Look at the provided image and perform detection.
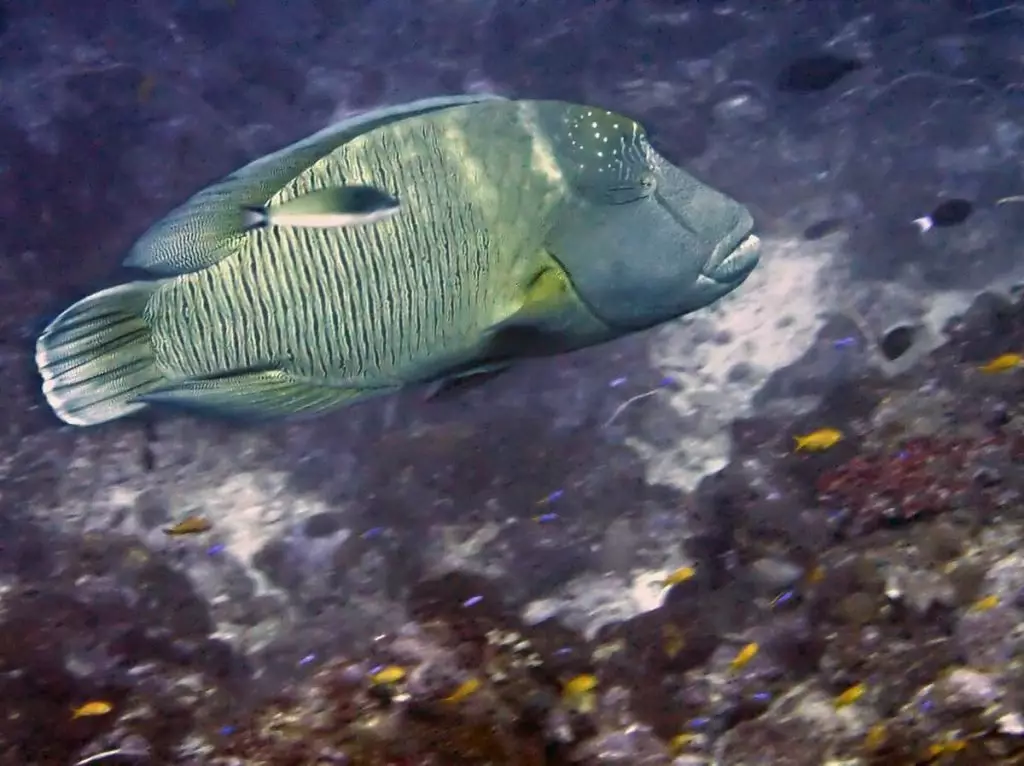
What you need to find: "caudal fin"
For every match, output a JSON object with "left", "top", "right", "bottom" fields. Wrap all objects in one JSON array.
[{"left": 35, "top": 281, "right": 167, "bottom": 426}]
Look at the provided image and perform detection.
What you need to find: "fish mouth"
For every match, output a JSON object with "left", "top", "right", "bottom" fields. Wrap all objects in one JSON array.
[{"left": 702, "top": 231, "right": 761, "bottom": 285}]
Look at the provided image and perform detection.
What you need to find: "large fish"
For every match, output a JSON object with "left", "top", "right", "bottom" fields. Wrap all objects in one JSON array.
[{"left": 35, "top": 94, "right": 760, "bottom": 426}]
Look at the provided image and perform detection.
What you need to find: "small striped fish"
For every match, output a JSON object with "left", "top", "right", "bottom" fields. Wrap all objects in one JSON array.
[{"left": 35, "top": 95, "right": 760, "bottom": 426}]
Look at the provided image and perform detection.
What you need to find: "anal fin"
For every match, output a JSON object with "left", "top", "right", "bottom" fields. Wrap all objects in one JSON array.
[{"left": 139, "top": 369, "right": 394, "bottom": 421}]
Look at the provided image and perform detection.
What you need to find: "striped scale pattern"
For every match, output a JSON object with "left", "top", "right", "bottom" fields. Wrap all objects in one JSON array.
[{"left": 145, "top": 101, "right": 568, "bottom": 389}]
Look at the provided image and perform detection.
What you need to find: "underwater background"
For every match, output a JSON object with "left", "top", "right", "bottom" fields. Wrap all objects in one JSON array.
[{"left": 5, "top": 0, "right": 1024, "bottom": 763}]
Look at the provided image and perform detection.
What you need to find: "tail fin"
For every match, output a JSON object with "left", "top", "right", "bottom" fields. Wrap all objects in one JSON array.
[{"left": 35, "top": 281, "right": 166, "bottom": 426}]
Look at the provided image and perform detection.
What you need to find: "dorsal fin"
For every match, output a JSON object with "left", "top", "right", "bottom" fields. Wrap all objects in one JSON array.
[{"left": 124, "top": 93, "right": 508, "bottom": 276}]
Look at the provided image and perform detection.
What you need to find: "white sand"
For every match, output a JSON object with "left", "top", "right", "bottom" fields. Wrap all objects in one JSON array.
[{"left": 630, "top": 236, "right": 836, "bottom": 492}]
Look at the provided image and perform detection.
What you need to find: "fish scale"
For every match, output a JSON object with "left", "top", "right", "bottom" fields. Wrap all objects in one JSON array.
[{"left": 158, "top": 117, "right": 523, "bottom": 384}]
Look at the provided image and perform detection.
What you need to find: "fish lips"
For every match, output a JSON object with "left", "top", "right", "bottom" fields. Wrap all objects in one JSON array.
[{"left": 700, "top": 229, "right": 761, "bottom": 287}]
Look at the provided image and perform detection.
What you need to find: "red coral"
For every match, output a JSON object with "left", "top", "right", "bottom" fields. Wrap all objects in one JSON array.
[{"left": 816, "top": 437, "right": 976, "bottom": 535}]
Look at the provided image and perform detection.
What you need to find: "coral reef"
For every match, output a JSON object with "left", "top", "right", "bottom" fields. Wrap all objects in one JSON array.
[{"left": 7, "top": 289, "right": 1024, "bottom": 764}]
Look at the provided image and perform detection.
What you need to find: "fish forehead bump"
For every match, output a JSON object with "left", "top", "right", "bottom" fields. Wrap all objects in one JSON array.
[{"left": 524, "top": 101, "right": 653, "bottom": 184}]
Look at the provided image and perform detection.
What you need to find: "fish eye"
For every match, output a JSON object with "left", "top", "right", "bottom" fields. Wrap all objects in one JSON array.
[{"left": 630, "top": 170, "right": 657, "bottom": 199}]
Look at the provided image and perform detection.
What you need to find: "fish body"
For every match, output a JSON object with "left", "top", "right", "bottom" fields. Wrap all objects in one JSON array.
[
  {"left": 163, "top": 516, "right": 212, "bottom": 535},
  {"left": 912, "top": 198, "right": 973, "bottom": 232},
  {"left": 562, "top": 673, "right": 597, "bottom": 697},
  {"left": 370, "top": 665, "right": 406, "bottom": 685},
  {"left": 36, "top": 95, "right": 760, "bottom": 426},
  {"left": 661, "top": 566, "right": 695, "bottom": 587},
  {"left": 776, "top": 54, "right": 862, "bottom": 93},
  {"left": 729, "top": 642, "right": 759, "bottom": 671},
  {"left": 979, "top": 353, "right": 1022, "bottom": 373},
  {"left": 834, "top": 682, "right": 865, "bottom": 708},
  {"left": 562, "top": 673, "right": 598, "bottom": 713},
  {"left": 793, "top": 428, "right": 842, "bottom": 452},
  {"left": 241, "top": 185, "right": 400, "bottom": 231},
  {"left": 72, "top": 700, "right": 113, "bottom": 719},
  {"left": 971, "top": 594, "right": 999, "bottom": 612},
  {"left": 802, "top": 217, "right": 844, "bottom": 240},
  {"left": 443, "top": 677, "right": 480, "bottom": 703}
]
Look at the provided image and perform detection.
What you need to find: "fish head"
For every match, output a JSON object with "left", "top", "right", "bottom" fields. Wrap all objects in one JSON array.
[{"left": 537, "top": 102, "right": 761, "bottom": 332}]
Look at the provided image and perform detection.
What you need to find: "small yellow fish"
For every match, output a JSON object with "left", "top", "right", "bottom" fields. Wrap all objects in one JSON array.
[
  {"left": 793, "top": 428, "right": 842, "bottom": 452},
  {"left": 808, "top": 565, "right": 826, "bottom": 584},
  {"left": 71, "top": 700, "right": 113, "bottom": 719},
  {"left": 662, "top": 623, "right": 686, "bottom": 659},
  {"left": 661, "top": 566, "right": 695, "bottom": 587},
  {"left": 971, "top": 594, "right": 999, "bottom": 612},
  {"left": 927, "top": 738, "right": 967, "bottom": 758},
  {"left": 370, "top": 665, "right": 406, "bottom": 685},
  {"left": 669, "top": 733, "right": 697, "bottom": 754},
  {"left": 443, "top": 677, "right": 480, "bottom": 704},
  {"left": 562, "top": 673, "right": 597, "bottom": 697},
  {"left": 863, "top": 723, "right": 887, "bottom": 750},
  {"left": 978, "top": 353, "right": 1023, "bottom": 373},
  {"left": 834, "top": 682, "right": 865, "bottom": 708},
  {"left": 163, "top": 516, "right": 212, "bottom": 536},
  {"left": 562, "top": 673, "right": 598, "bottom": 713},
  {"left": 730, "top": 642, "right": 759, "bottom": 671}
]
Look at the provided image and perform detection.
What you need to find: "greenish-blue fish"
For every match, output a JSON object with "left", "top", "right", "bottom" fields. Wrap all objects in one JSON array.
[{"left": 35, "top": 94, "right": 761, "bottom": 426}]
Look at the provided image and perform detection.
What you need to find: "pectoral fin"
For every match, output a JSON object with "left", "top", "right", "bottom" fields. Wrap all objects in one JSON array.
[
  {"left": 125, "top": 93, "right": 507, "bottom": 276},
  {"left": 139, "top": 369, "right": 395, "bottom": 421},
  {"left": 481, "top": 259, "right": 613, "bottom": 358},
  {"left": 417, "top": 269, "right": 571, "bottom": 401},
  {"left": 505, "top": 265, "right": 574, "bottom": 326}
]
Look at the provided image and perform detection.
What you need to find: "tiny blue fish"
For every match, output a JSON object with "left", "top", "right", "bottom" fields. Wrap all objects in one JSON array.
[
  {"left": 463, "top": 595, "right": 483, "bottom": 607},
  {"left": 772, "top": 590, "right": 795, "bottom": 607}
]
